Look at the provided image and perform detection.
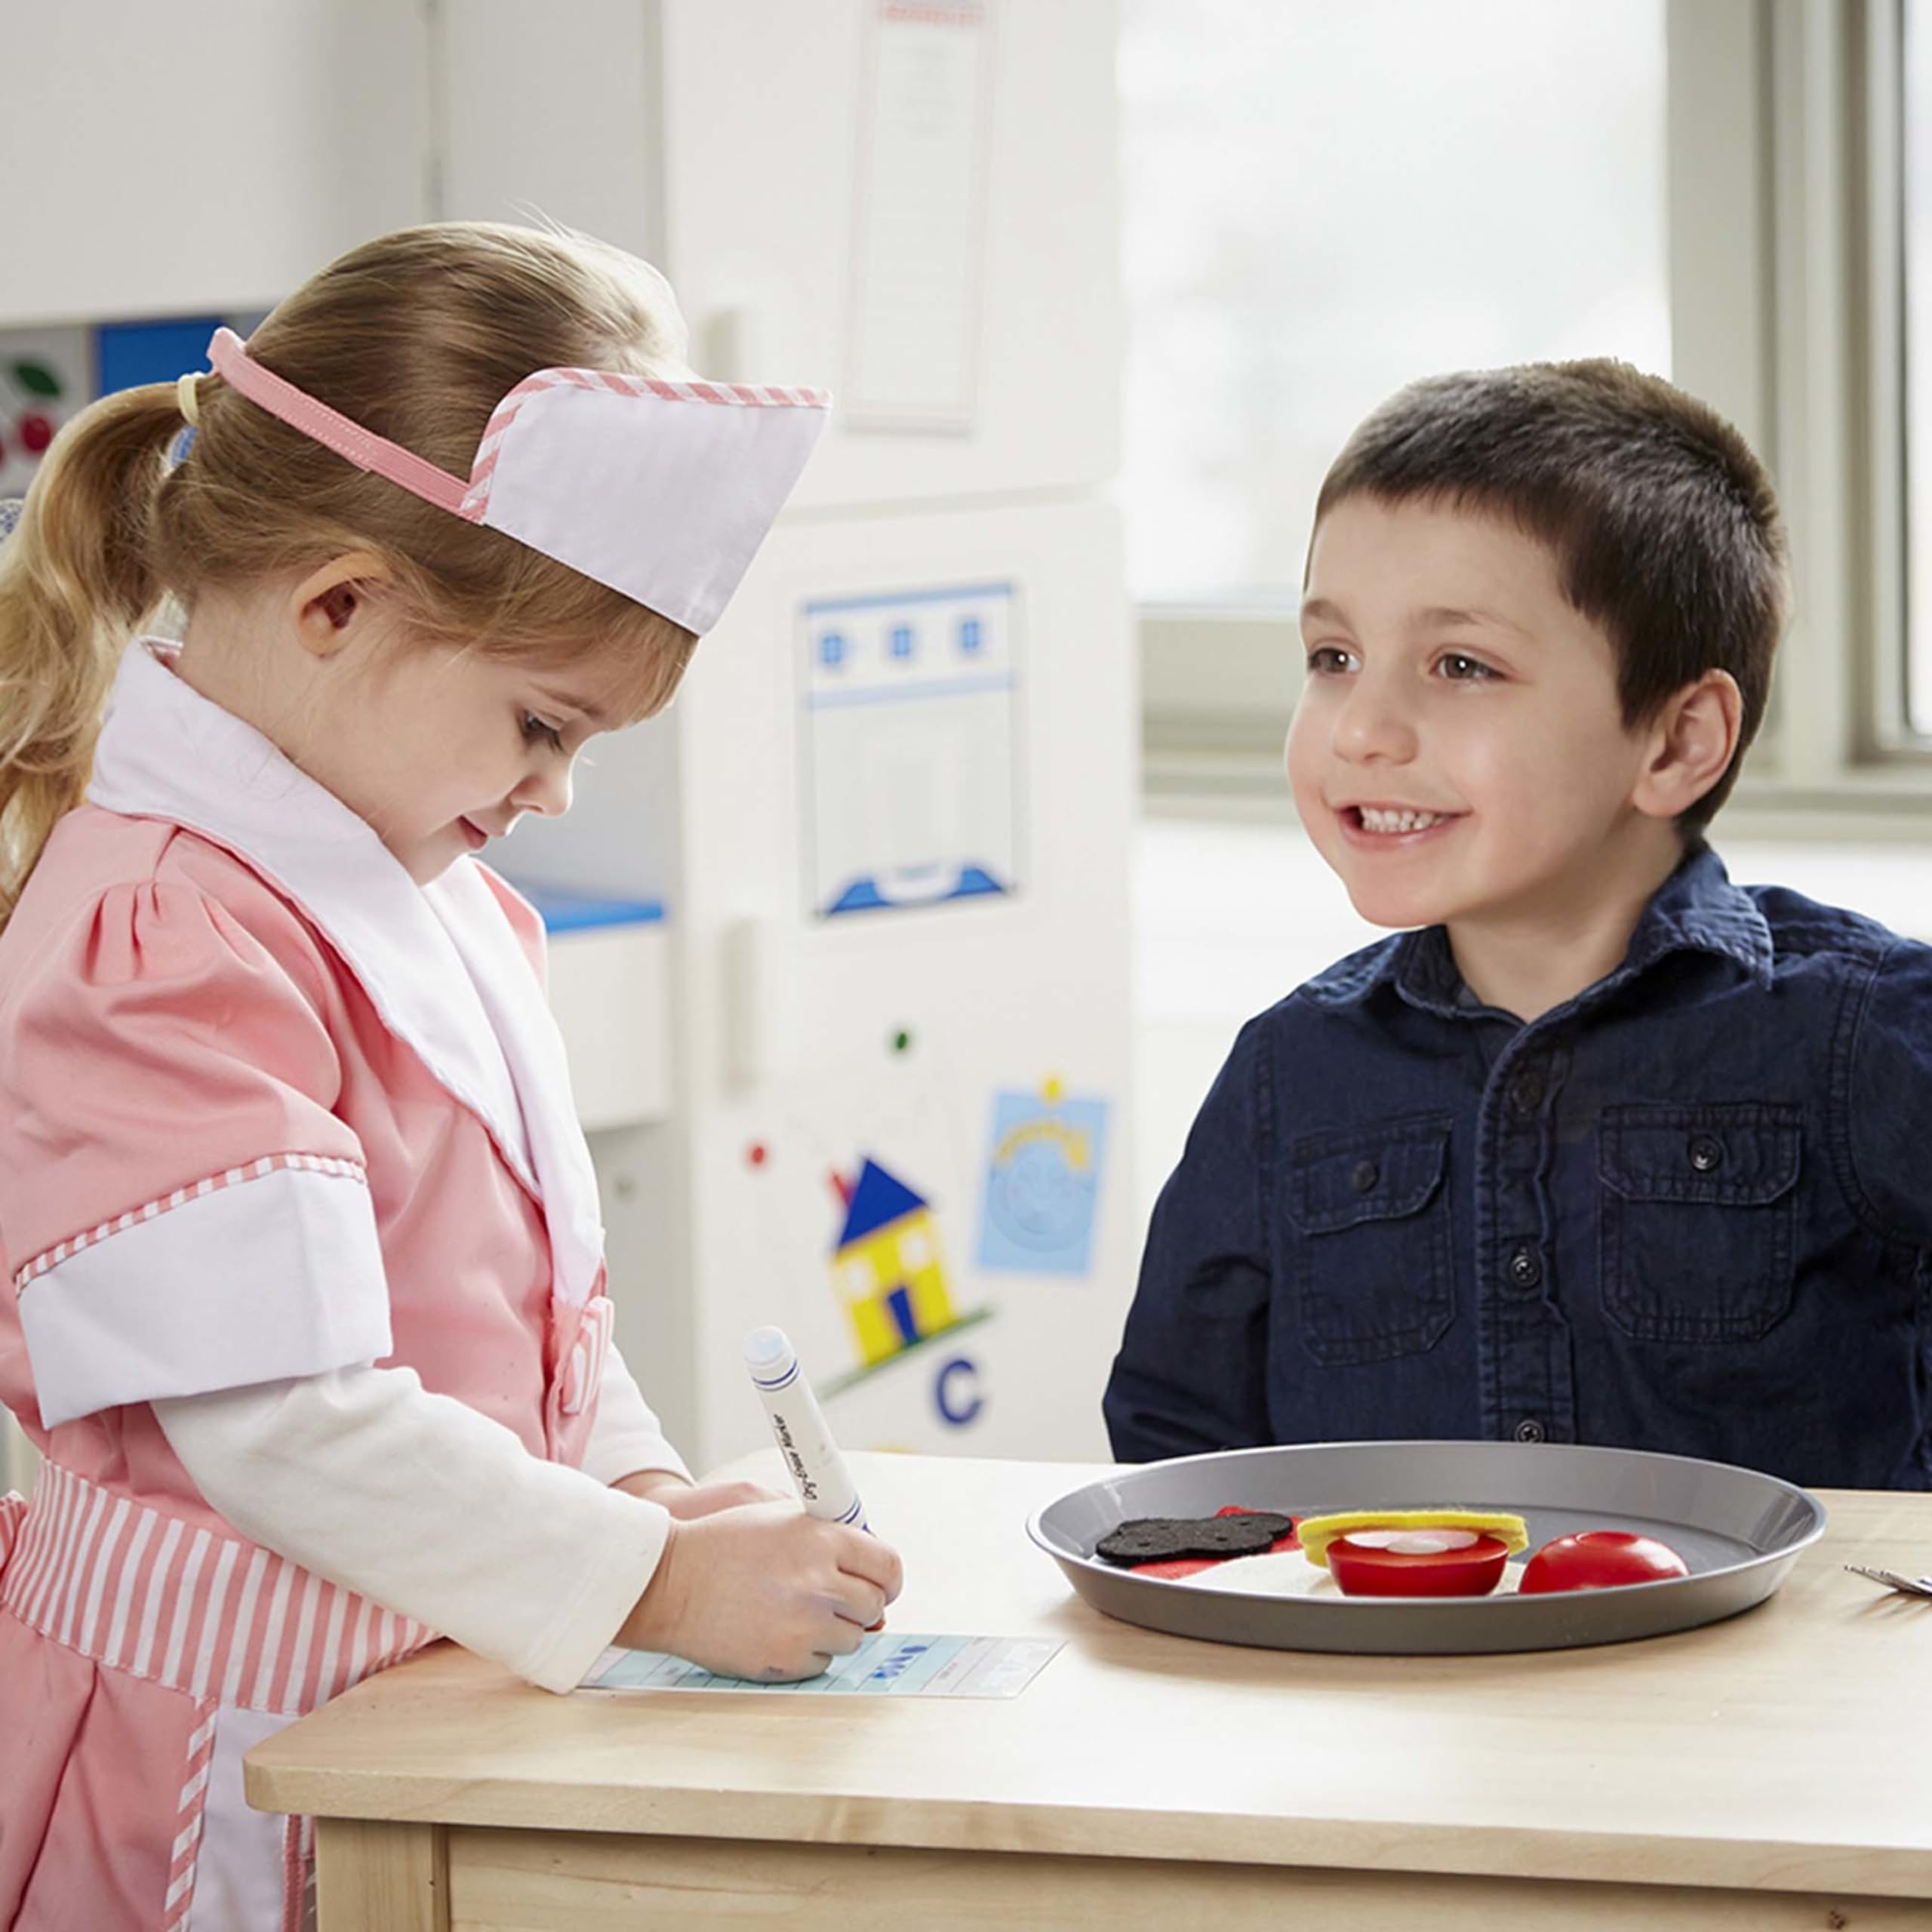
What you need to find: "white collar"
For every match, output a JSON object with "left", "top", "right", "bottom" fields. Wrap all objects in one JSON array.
[{"left": 85, "top": 638, "right": 604, "bottom": 1309}]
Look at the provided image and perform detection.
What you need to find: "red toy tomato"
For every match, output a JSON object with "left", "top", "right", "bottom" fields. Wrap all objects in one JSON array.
[
  {"left": 1518, "top": 1530, "right": 1689, "bottom": 1594},
  {"left": 1327, "top": 1528, "right": 1511, "bottom": 1598}
]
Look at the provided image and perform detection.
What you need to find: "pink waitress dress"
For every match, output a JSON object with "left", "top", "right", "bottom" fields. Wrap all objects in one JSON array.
[{"left": 0, "top": 637, "right": 683, "bottom": 1929}]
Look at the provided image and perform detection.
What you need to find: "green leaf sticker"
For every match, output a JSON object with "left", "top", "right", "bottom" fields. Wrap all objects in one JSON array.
[{"left": 11, "top": 361, "right": 62, "bottom": 399}]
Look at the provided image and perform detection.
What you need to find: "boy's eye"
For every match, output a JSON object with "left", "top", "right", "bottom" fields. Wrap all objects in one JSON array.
[
  {"left": 521, "top": 712, "right": 568, "bottom": 752},
  {"left": 1305, "top": 645, "right": 1358, "bottom": 675},
  {"left": 1436, "top": 652, "right": 1499, "bottom": 682}
]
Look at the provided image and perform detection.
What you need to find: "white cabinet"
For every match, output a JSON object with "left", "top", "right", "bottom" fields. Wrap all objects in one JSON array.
[
  {"left": 1, "top": 0, "right": 429, "bottom": 326},
  {"left": 443, "top": 1, "right": 1132, "bottom": 1469},
  {"left": 435, "top": 0, "right": 1120, "bottom": 506},
  {"left": 658, "top": 0, "right": 1121, "bottom": 505},
  {"left": 543, "top": 921, "right": 672, "bottom": 1132}
]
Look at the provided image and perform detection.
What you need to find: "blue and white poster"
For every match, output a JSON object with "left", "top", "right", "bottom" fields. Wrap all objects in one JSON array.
[
  {"left": 800, "top": 582, "right": 1021, "bottom": 918},
  {"left": 977, "top": 1087, "right": 1109, "bottom": 1278}
]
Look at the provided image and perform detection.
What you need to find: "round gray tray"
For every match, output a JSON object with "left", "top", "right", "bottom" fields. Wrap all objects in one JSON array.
[{"left": 1028, "top": 1440, "right": 1826, "bottom": 1655}]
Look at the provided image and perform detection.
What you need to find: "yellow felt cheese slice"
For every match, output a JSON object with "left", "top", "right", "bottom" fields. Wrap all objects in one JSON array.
[{"left": 1296, "top": 1508, "right": 1530, "bottom": 1569}]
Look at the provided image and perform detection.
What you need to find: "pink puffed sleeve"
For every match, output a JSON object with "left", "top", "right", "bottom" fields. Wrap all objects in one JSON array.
[{"left": 0, "top": 866, "right": 392, "bottom": 1428}]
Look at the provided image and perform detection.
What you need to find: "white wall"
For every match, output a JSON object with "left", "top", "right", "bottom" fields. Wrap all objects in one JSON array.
[{"left": 0, "top": 1, "right": 428, "bottom": 325}]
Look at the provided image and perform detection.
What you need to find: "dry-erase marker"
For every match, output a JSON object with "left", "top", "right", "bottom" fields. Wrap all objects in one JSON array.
[{"left": 743, "top": 1326, "right": 869, "bottom": 1531}]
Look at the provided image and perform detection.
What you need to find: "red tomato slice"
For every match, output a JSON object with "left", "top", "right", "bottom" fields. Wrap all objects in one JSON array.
[
  {"left": 1327, "top": 1531, "right": 1511, "bottom": 1598},
  {"left": 1518, "top": 1531, "right": 1689, "bottom": 1594}
]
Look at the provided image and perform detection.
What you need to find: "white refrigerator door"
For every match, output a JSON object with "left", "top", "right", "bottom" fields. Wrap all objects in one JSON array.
[{"left": 666, "top": 494, "right": 1134, "bottom": 1467}]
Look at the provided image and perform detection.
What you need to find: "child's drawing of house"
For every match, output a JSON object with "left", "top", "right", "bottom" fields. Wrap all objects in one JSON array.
[{"left": 831, "top": 1157, "right": 959, "bottom": 1367}]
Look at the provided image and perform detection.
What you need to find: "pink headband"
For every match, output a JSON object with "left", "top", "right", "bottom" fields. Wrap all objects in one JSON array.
[{"left": 204, "top": 327, "right": 829, "bottom": 635}]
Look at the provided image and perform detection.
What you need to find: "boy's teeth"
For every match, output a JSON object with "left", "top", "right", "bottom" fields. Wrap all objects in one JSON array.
[{"left": 1358, "top": 807, "right": 1444, "bottom": 834}]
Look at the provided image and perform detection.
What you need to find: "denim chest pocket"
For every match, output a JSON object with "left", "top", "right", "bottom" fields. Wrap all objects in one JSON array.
[
  {"left": 1284, "top": 1114, "right": 1454, "bottom": 1365},
  {"left": 1598, "top": 1103, "right": 1803, "bottom": 1342}
]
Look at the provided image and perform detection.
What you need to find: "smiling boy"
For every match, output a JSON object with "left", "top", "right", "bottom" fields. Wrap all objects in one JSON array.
[{"left": 1105, "top": 360, "right": 1932, "bottom": 1489}]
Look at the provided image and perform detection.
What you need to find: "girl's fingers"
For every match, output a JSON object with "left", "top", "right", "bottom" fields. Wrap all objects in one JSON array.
[
  {"left": 832, "top": 1528, "right": 904, "bottom": 1601},
  {"left": 820, "top": 1573, "right": 888, "bottom": 1629}
]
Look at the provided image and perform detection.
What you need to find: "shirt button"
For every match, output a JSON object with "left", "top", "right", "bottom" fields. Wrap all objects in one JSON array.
[
  {"left": 1350, "top": 1159, "right": 1379, "bottom": 1193},
  {"left": 1509, "top": 1064, "right": 1546, "bottom": 1115},
  {"left": 1515, "top": 1417, "right": 1546, "bottom": 1443},
  {"left": 1507, "top": 1243, "right": 1543, "bottom": 1289},
  {"left": 1688, "top": 1135, "right": 1724, "bottom": 1173}
]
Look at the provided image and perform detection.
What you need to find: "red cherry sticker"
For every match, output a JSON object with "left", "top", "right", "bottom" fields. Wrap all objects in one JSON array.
[{"left": 18, "top": 414, "right": 54, "bottom": 456}]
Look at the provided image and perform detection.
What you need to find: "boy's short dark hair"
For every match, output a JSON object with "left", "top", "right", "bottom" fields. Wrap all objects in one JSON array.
[{"left": 1311, "top": 359, "right": 1790, "bottom": 832}]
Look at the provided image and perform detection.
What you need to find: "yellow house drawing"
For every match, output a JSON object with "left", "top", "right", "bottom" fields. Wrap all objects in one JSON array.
[{"left": 831, "top": 1158, "right": 959, "bottom": 1367}]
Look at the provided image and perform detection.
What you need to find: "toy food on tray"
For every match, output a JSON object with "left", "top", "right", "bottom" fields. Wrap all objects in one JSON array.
[
  {"left": 1297, "top": 1508, "right": 1529, "bottom": 1598},
  {"left": 1092, "top": 1503, "right": 1688, "bottom": 1600},
  {"left": 1518, "top": 1530, "right": 1689, "bottom": 1592},
  {"left": 1097, "top": 1506, "right": 1299, "bottom": 1580},
  {"left": 1096, "top": 1509, "right": 1294, "bottom": 1564}
]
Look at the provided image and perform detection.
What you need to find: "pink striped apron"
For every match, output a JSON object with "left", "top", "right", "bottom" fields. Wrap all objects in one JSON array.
[
  {"left": 0, "top": 1285, "right": 614, "bottom": 1930},
  {"left": 0, "top": 1465, "right": 432, "bottom": 1931}
]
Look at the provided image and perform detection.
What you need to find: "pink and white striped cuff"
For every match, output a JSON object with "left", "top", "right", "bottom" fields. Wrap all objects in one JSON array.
[{"left": 11, "top": 1152, "right": 366, "bottom": 1296}]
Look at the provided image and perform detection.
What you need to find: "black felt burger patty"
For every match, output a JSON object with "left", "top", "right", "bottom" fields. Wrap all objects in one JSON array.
[{"left": 1094, "top": 1512, "right": 1294, "bottom": 1564}]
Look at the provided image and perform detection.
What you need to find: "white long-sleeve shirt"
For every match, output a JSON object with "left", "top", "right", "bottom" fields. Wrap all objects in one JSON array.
[{"left": 155, "top": 1343, "right": 688, "bottom": 1694}]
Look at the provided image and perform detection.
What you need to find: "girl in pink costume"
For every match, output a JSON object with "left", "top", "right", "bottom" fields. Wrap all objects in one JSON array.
[{"left": 0, "top": 222, "right": 901, "bottom": 1930}]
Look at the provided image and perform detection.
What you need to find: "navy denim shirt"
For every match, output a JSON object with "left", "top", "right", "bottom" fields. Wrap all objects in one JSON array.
[{"left": 1105, "top": 844, "right": 1932, "bottom": 1490}]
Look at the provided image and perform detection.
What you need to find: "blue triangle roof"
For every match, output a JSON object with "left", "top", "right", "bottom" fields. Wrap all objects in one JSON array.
[{"left": 838, "top": 1157, "right": 928, "bottom": 1245}]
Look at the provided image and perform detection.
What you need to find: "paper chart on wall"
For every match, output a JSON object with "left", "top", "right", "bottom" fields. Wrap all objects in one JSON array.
[
  {"left": 846, "top": 0, "right": 994, "bottom": 429},
  {"left": 801, "top": 582, "right": 1021, "bottom": 921}
]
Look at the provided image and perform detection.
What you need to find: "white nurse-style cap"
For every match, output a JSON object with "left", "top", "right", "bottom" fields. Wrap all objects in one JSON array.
[{"left": 200, "top": 325, "right": 829, "bottom": 635}]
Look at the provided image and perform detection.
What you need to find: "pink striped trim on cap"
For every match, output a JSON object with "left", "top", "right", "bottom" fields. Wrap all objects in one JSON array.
[
  {"left": 0, "top": 1463, "right": 434, "bottom": 1717},
  {"left": 458, "top": 366, "right": 832, "bottom": 519},
  {"left": 204, "top": 327, "right": 830, "bottom": 528},
  {"left": 11, "top": 1151, "right": 366, "bottom": 1295}
]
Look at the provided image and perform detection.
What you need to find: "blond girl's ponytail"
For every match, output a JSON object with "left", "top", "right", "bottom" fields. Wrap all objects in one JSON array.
[
  {"left": 0, "top": 384, "right": 183, "bottom": 933},
  {"left": 0, "top": 223, "right": 700, "bottom": 941}
]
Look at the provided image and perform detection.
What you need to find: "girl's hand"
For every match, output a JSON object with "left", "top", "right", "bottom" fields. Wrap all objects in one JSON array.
[
  {"left": 617, "top": 1500, "right": 904, "bottom": 1681},
  {"left": 614, "top": 1471, "right": 784, "bottom": 1519}
]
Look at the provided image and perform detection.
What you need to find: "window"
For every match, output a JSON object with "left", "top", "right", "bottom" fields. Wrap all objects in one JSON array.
[
  {"left": 1121, "top": 0, "right": 1671, "bottom": 610},
  {"left": 1131, "top": 2, "right": 1932, "bottom": 833}
]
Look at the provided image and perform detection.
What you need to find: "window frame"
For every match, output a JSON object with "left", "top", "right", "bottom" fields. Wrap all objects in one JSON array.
[{"left": 1142, "top": 0, "right": 1932, "bottom": 841}]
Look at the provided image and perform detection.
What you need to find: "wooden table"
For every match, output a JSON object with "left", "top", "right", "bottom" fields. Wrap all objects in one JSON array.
[{"left": 246, "top": 1451, "right": 1932, "bottom": 1929}]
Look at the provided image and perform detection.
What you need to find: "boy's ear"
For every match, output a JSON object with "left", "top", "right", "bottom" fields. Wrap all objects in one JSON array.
[
  {"left": 288, "top": 552, "right": 394, "bottom": 660},
  {"left": 1632, "top": 669, "right": 1743, "bottom": 821}
]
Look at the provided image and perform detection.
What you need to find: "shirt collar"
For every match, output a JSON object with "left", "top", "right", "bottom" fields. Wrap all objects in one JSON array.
[
  {"left": 82, "top": 638, "right": 605, "bottom": 1308},
  {"left": 1315, "top": 842, "right": 1775, "bottom": 1020},
  {"left": 78, "top": 641, "right": 606, "bottom": 1306},
  {"left": 85, "top": 638, "right": 534, "bottom": 1181}
]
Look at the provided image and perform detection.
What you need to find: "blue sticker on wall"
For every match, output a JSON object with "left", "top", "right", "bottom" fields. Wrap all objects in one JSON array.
[
  {"left": 95, "top": 316, "right": 226, "bottom": 397},
  {"left": 976, "top": 1083, "right": 1109, "bottom": 1277}
]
